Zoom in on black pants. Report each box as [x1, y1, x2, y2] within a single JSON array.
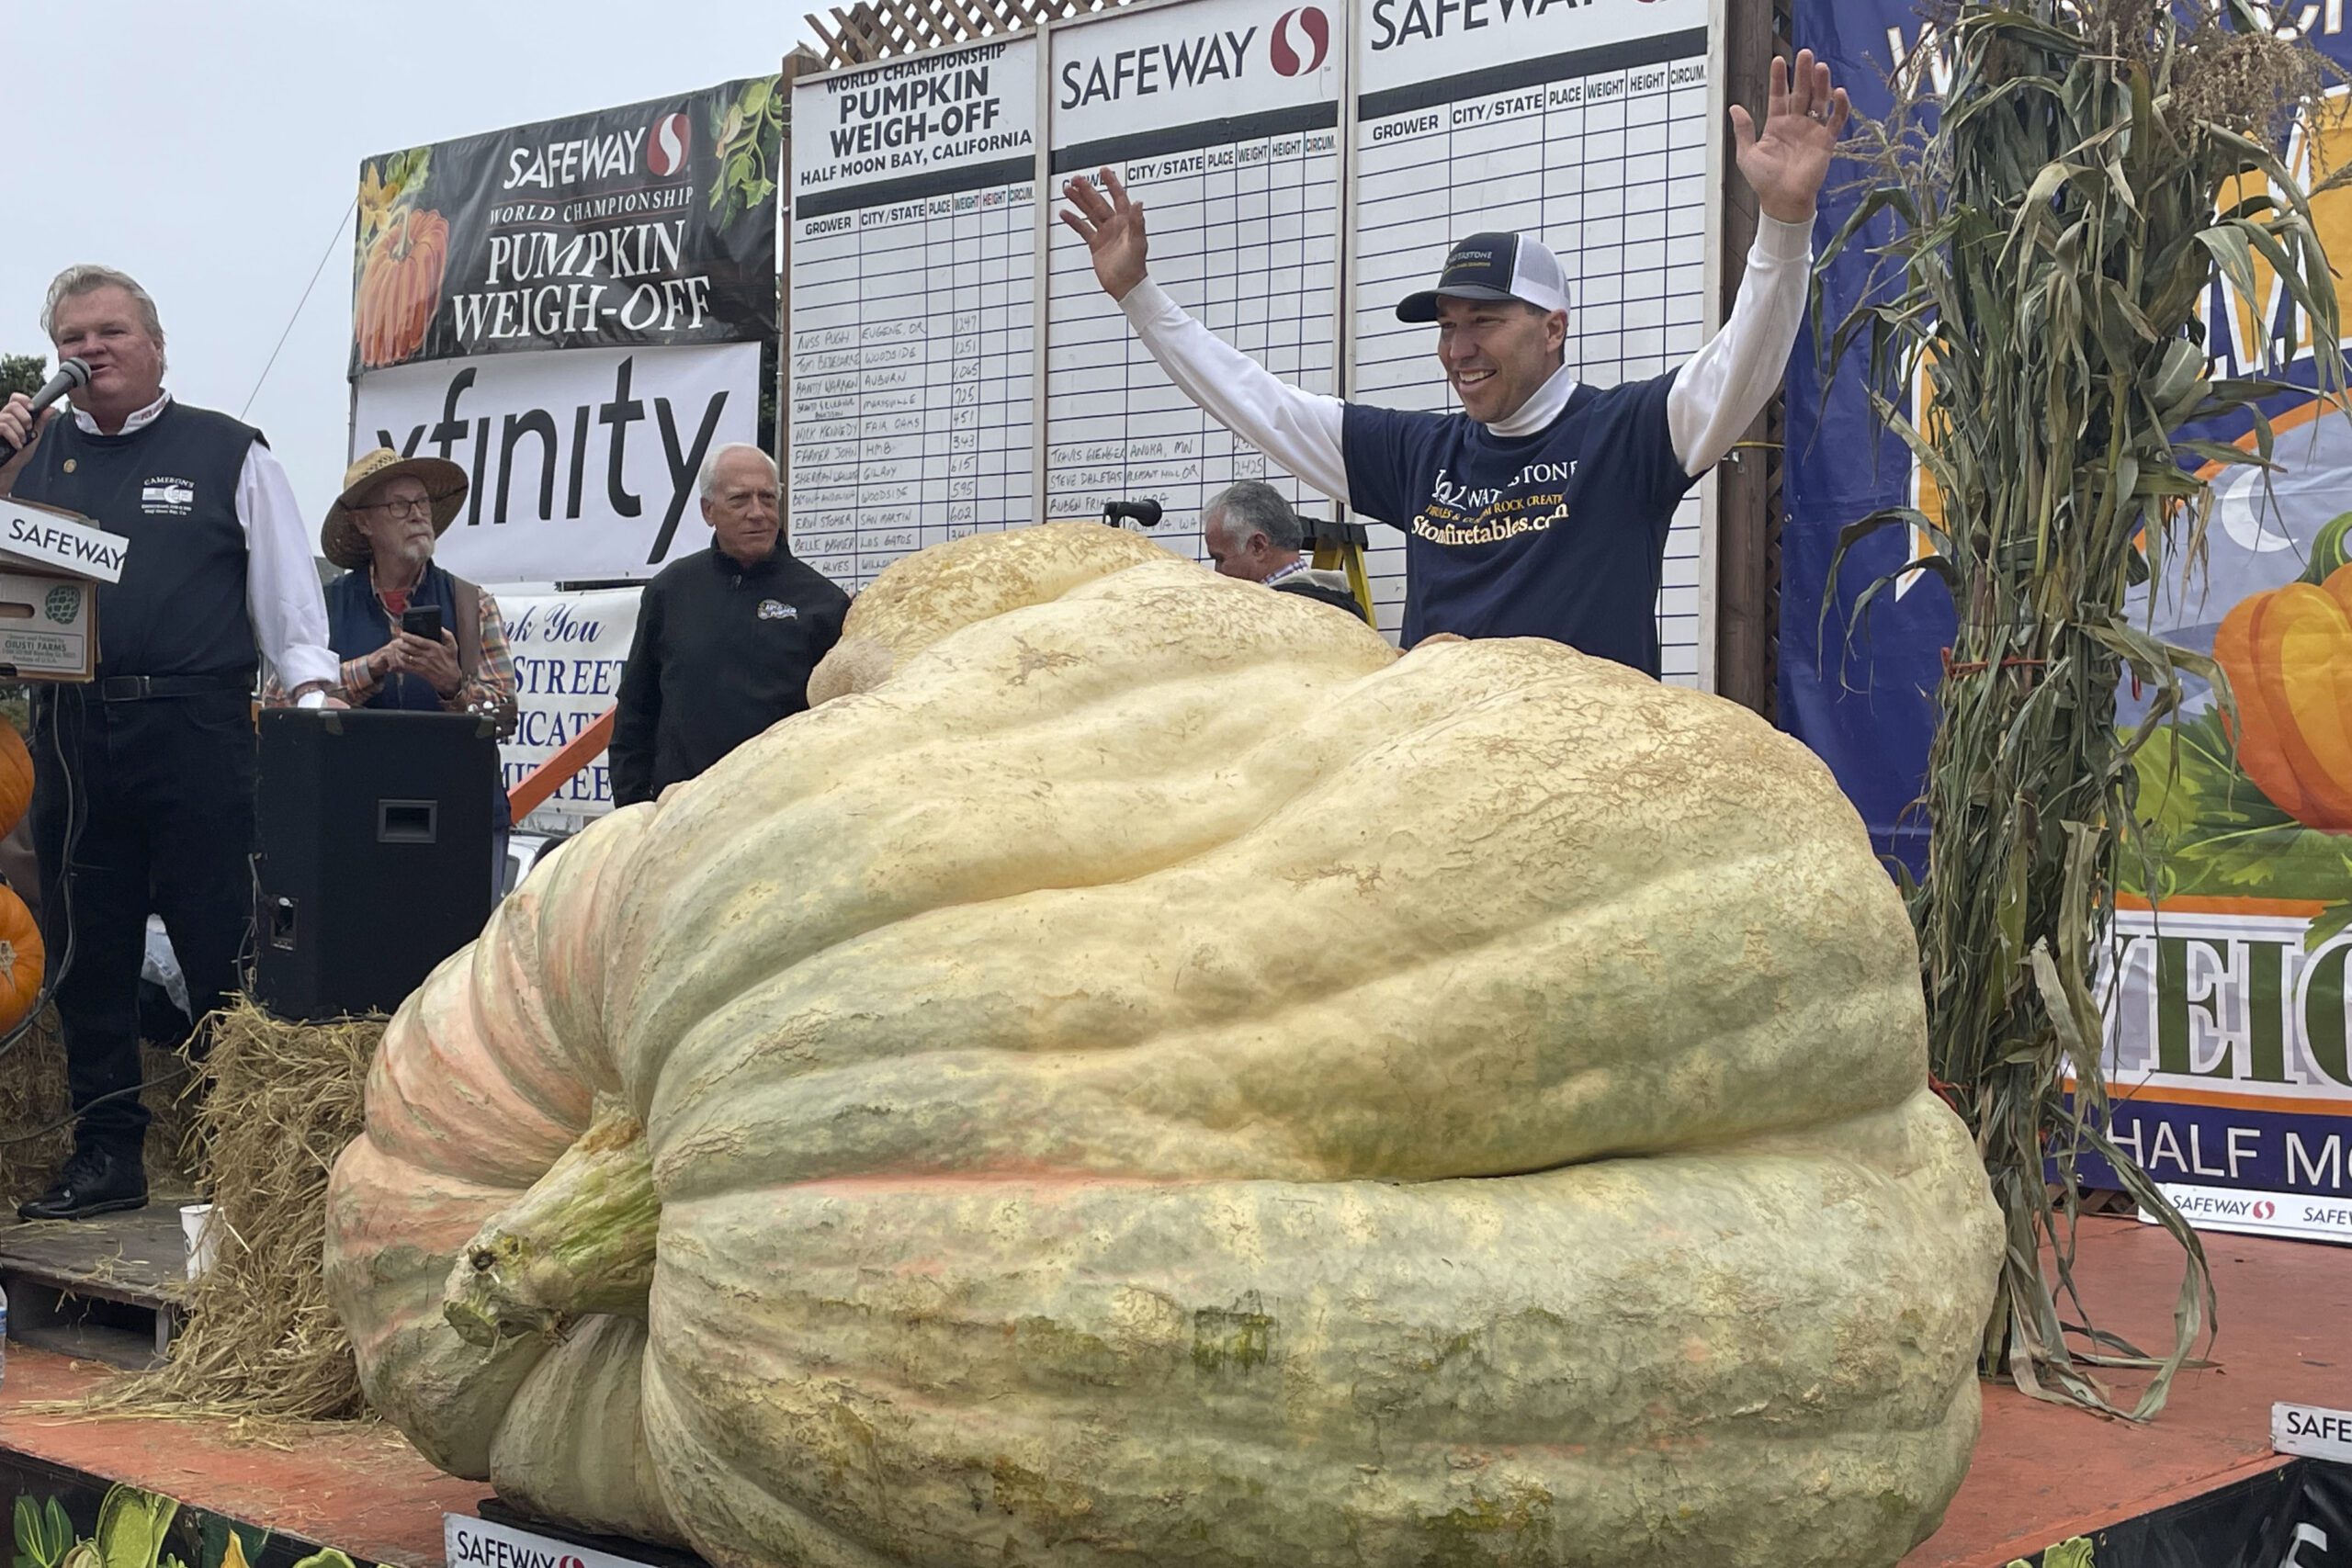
[[28, 686, 256, 1161]]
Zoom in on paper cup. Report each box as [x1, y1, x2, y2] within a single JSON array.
[[180, 1202, 219, 1280]]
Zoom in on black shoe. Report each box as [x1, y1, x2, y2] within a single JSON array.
[[17, 1146, 147, 1222]]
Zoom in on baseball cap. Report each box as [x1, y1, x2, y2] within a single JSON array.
[[1396, 231, 1571, 322]]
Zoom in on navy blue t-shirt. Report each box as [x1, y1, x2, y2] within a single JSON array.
[[1341, 371, 1696, 674]]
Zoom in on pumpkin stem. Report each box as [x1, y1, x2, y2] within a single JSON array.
[[441, 1095, 657, 1348]]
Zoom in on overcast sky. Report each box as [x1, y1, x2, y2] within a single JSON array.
[[2, 1, 811, 541]]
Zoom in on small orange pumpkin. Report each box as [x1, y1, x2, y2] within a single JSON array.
[[355, 206, 449, 368], [0, 723, 28, 840], [0, 886, 44, 1032], [2215, 561, 2352, 832]]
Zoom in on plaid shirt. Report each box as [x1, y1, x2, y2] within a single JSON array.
[[264, 573, 516, 714]]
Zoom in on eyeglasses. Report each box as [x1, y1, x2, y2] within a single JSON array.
[[368, 497, 434, 519]]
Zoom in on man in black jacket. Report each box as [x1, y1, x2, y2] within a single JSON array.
[[612, 446, 848, 806]]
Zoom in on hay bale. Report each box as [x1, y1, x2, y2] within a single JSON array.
[[80, 998, 384, 1421], [0, 1010, 200, 1203]]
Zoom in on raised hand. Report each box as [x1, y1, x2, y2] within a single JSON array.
[[1057, 168, 1150, 302], [1729, 48, 1850, 226]]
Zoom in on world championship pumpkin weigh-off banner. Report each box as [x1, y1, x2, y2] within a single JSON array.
[[346, 78, 777, 584], [350, 76, 782, 372]]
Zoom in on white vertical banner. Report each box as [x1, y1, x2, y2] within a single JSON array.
[[351, 341, 759, 584], [497, 587, 642, 828], [788, 37, 1043, 592], [1044, 0, 1345, 577]]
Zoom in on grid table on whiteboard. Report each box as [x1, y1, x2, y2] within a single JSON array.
[[789, 184, 1036, 591], [1046, 121, 1340, 561], [787, 38, 1039, 593], [1352, 46, 1712, 675]]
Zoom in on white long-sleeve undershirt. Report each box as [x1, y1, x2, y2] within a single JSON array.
[[1116, 212, 1815, 504]]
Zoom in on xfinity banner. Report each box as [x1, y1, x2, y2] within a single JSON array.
[[350, 342, 757, 583], [350, 75, 782, 373]]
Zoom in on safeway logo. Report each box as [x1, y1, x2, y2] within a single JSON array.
[[647, 112, 691, 176], [1270, 6, 1330, 75], [2254, 1200, 2278, 1219]]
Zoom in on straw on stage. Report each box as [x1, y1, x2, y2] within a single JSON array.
[[66, 999, 383, 1426]]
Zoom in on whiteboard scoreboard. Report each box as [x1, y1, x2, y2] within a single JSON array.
[[788, 0, 1722, 685]]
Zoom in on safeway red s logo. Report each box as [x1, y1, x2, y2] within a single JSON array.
[[647, 112, 692, 176], [1270, 6, 1330, 75], [2254, 1200, 2278, 1220]]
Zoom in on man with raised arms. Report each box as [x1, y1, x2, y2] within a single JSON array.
[[1059, 50, 1849, 672]]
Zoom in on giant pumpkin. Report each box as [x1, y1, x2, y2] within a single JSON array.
[[325, 524, 2001, 1568]]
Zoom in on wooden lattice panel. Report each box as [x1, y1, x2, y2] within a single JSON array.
[[804, 0, 1136, 69]]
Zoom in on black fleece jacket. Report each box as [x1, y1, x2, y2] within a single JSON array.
[[611, 544, 850, 806]]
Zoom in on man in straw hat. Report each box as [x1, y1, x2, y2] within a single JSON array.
[[0, 264, 340, 1220], [303, 447, 519, 895]]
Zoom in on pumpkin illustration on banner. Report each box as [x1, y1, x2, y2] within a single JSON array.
[[0, 886, 44, 1032], [0, 721, 30, 840], [2214, 561, 2352, 833], [353, 147, 446, 369], [325, 525, 2002, 1568]]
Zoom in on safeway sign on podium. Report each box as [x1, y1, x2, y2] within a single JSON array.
[[0, 496, 128, 582]]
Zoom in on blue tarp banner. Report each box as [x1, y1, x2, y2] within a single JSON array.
[[1782, 3, 2352, 1216]]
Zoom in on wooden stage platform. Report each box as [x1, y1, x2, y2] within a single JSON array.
[[0, 1214, 2337, 1568], [0, 1209, 190, 1369]]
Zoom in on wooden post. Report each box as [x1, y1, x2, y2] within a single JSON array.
[[508, 706, 617, 821], [1712, 0, 1792, 718], [777, 50, 818, 536]]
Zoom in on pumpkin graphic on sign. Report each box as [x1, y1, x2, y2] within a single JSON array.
[[353, 147, 447, 368]]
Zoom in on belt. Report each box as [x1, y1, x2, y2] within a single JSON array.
[[93, 673, 254, 702]]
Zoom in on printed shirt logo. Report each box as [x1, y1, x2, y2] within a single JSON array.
[[757, 599, 797, 621], [1410, 460, 1577, 547], [141, 475, 195, 516]]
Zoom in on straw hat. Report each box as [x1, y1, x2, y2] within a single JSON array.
[[321, 448, 469, 570]]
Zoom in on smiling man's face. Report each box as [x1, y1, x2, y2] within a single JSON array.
[[50, 285, 164, 425], [1433, 295, 1566, 424]]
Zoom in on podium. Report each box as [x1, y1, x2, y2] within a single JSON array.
[[252, 708, 497, 1021]]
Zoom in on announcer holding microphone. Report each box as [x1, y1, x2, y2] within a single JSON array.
[[1060, 51, 1849, 673], [0, 265, 340, 1222]]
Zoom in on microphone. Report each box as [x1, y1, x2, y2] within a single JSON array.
[[1102, 497, 1163, 528], [0, 358, 91, 464]]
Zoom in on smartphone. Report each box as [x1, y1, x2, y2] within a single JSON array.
[[401, 604, 443, 641]]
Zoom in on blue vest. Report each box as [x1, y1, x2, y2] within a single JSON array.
[[14, 400, 261, 679], [325, 563, 509, 829]]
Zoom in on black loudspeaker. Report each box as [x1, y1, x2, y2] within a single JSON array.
[[253, 708, 497, 1021]]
